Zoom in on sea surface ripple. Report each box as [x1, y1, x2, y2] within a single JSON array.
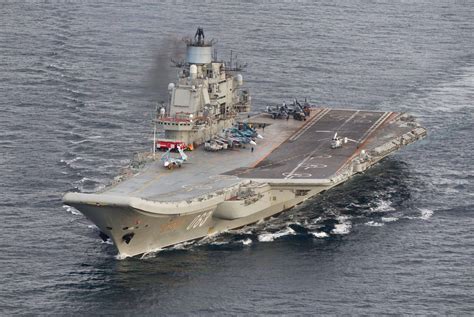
[[0, 1, 473, 315]]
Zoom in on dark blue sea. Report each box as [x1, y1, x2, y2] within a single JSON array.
[[1, 1, 473, 315]]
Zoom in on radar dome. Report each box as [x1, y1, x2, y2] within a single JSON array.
[[190, 64, 197, 79], [236, 74, 243, 86]]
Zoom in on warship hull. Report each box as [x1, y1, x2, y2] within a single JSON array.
[[64, 108, 426, 257]]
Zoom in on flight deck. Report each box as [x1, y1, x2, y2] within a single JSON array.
[[227, 109, 391, 180], [102, 108, 415, 202]]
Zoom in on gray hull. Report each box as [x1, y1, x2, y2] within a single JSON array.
[[65, 185, 328, 257], [64, 108, 426, 257]]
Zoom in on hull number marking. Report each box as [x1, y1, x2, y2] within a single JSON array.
[[187, 210, 213, 230]]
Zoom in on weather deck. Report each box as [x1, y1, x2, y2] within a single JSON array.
[[103, 108, 399, 202], [228, 109, 390, 180]]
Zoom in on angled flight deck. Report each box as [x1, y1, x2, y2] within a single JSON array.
[[226, 109, 390, 180]]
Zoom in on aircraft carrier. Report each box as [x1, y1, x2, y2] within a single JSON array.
[[63, 29, 427, 258]]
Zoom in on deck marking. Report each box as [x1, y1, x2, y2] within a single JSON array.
[[250, 109, 323, 169], [284, 110, 360, 179], [334, 111, 393, 175], [282, 172, 312, 179], [289, 108, 330, 142], [233, 109, 389, 180], [353, 119, 372, 124], [130, 173, 164, 195], [182, 184, 213, 192], [302, 163, 327, 170], [312, 154, 332, 159], [356, 111, 390, 143]]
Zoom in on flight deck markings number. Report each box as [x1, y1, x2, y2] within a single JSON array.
[[186, 210, 213, 230], [329, 114, 347, 121], [310, 155, 332, 159], [282, 172, 312, 179], [182, 184, 213, 192], [302, 163, 327, 170]]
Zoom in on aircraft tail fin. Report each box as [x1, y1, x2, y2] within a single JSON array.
[[178, 148, 188, 161]]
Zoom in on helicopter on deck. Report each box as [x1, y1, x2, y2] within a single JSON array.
[[161, 147, 188, 169], [330, 132, 358, 149], [265, 99, 312, 120]]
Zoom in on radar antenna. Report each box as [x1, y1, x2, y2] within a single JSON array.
[[194, 27, 205, 45]]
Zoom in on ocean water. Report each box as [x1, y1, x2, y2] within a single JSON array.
[[1, 1, 473, 315]]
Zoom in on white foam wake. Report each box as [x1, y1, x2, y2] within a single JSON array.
[[115, 254, 131, 260], [370, 199, 395, 213], [210, 241, 228, 246], [60, 156, 82, 165], [418, 208, 434, 220], [381, 217, 399, 222], [365, 221, 384, 227], [62, 205, 81, 215], [310, 231, 329, 238], [170, 240, 196, 250], [258, 227, 296, 242], [139, 248, 163, 260], [238, 238, 253, 246], [331, 222, 352, 235]]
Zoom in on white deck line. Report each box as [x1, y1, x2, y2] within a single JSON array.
[[289, 108, 331, 142], [284, 110, 360, 179], [357, 111, 391, 143]]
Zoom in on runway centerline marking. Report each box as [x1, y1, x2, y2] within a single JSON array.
[[284, 110, 360, 179]]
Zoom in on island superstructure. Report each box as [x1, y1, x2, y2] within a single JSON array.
[[155, 27, 250, 151], [63, 28, 427, 258]]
